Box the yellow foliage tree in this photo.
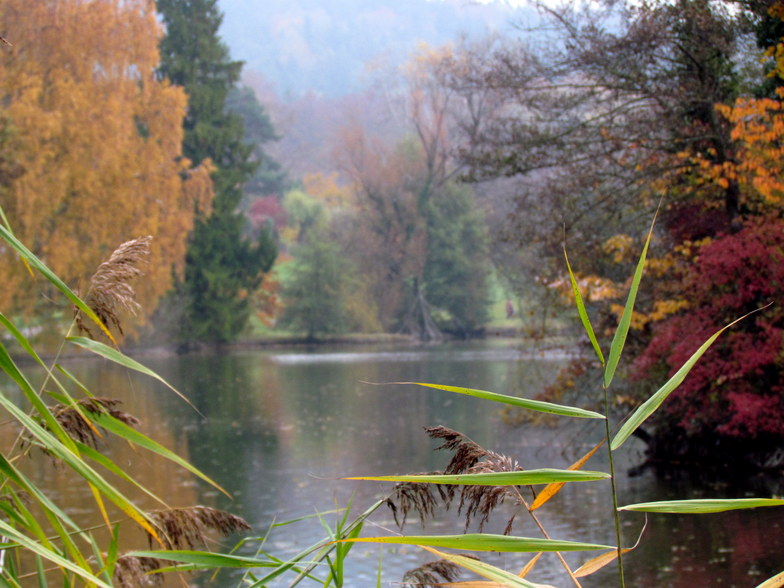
[0,0,212,322]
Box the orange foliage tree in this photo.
[0,0,211,322]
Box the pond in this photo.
[4,339,783,587]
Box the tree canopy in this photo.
[0,0,212,323]
[155,0,277,343]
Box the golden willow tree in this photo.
[0,0,212,322]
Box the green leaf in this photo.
[66,336,201,415]
[611,308,761,450]
[378,382,605,419]
[0,222,115,342]
[604,215,656,388]
[89,411,229,497]
[619,498,784,514]
[0,340,80,452]
[126,550,277,569]
[345,469,610,485]
[0,390,161,542]
[564,248,605,367]
[0,519,111,587]
[338,533,612,552]
[420,545,555,588]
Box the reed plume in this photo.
[147,506,251,550]
[460,453,525,533]
[386,427,525,533]
[24,398,140,454]
[386,473,449,529]
[113,554,163,587]
[430,426,525,533]
[76,235,152,338]
[402,558,466,587]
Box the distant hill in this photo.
[217,0,535,98]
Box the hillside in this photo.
[218,0,534,98]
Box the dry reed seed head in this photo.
[26,398,140,451]
[75,236,152,338]
[147,506,251,550]
[458,453,524,533]
[425,425,492,474]
[401,556,479,587]
[113,554,164,587]
[386,473,449,529]
[425,426,526,533]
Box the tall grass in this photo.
[2,209,782,587]
[0,215,253,586]
[334,217,784,587]
[224,216,784,587]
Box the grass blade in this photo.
[420,545,555,588]
[127,550,277,569]
[0,519,110,588]
[604,215,655,388]
[564,249,605,367]
[519,553,543,578]
[573,548,632,578]
[531,442,604,511]
[337,534,613,552]
[611,308,762,450]
[345,469,609,486]
[66,337,201,415]
[619,498,784,514]
[375,382,604,419]
[0,222,115,343]
[89,411,228,497]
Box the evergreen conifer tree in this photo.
[156,0,276,343]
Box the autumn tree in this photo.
[0,0,211,327]
[155,0,276,343]
[443,0,752,307]
[629,7,784,465]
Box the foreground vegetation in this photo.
[2,202,781,586]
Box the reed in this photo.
[0,212,252,586]
[229,214,784,587]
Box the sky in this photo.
[217,0,535,97]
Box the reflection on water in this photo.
[3,340,783,587]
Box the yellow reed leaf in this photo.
[530,442,603,511]
[518,552,543,578]
[573,548,631,578]
[756,569,784,587]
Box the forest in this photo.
[1,0,784,585]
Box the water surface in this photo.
[4,340,782,587]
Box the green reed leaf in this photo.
[345,469,609,485]
[0,340,80,451]
[0,222,115,343]
[127,550,277,569]
[604,215,655,389]
[564,248,605,367]
[74,442,168,507]
[0,519,110,588]
[380,382,604,419]
[89,411,229,497]
[611,307,763,450]
[619,498,784,514]
[0,453,81,533]
[338,534,612,552]
[66,336,202,415]
[0,390,161,542]
[420,545,554,588]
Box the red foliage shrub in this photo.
[634,216,784,446]
[248,195,287,232]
